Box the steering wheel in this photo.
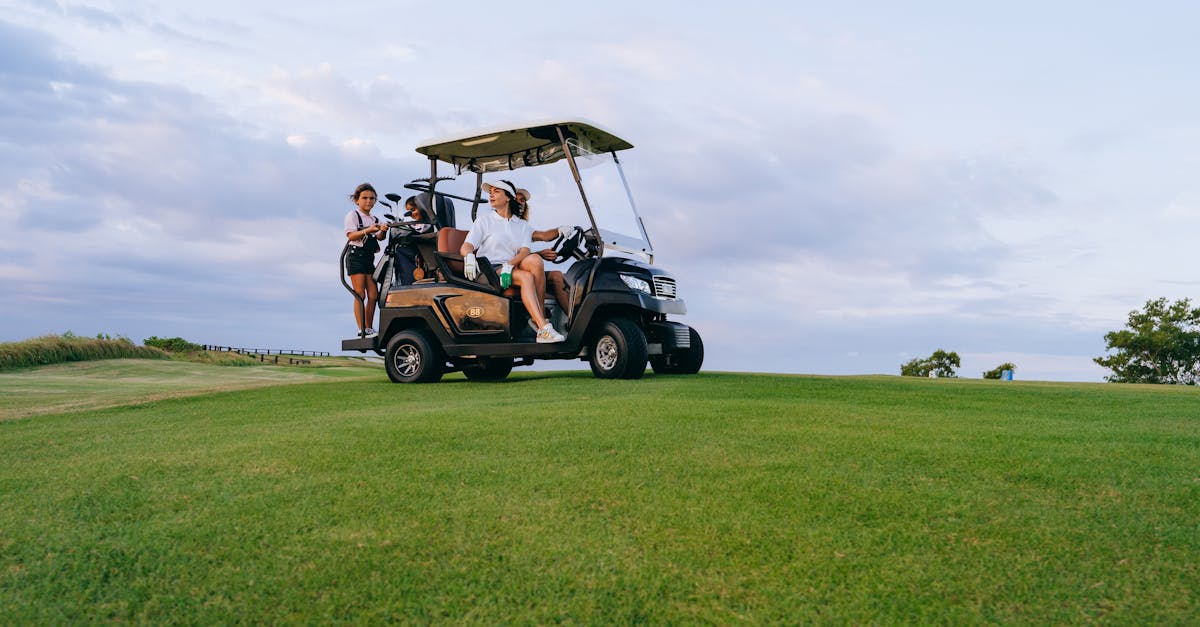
[548,226,588,263]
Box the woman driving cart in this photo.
[460,180,566,343]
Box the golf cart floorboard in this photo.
[442,340,581,358]
[342,337,378,352]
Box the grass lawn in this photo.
[0,357,380,420]
[1,365,1198,622]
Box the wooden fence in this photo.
[202,345,330,364]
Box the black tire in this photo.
[384,330,444,383]
[649,326,704,375]
[589,318,648,380]
[462,357,513,381]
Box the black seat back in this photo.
[413,193,456,229]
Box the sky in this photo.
[3,1,1200,381]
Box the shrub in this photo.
[143,336,203,353]
[983,362,1017,379]
[900,357,932,377]
[901,349,960,378]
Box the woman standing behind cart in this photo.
[344,182,388,337]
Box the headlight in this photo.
[619,273,651,295]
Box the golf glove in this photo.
[500,263,513,289]
[464,253,479,280]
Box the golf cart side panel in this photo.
[375,307,454,345]
[383,287,510,339]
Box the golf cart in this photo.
[341,119,703,383]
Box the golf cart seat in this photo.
[435,227,518,298]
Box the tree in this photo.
[900,349,960,378]
[900,357,931,377]
[928,349,961,378]
[983,362,1016,379]
[1094,297,1200,384]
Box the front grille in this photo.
[652,276,677,299]
[652,276,681,297]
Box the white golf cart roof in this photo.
[415,118,634,174]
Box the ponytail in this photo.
[511,198,527,220]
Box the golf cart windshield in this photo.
[565,139,651,258]
[414,119,653,259]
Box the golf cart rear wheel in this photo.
[589,318,648,380]
[650,326,704,375]
[385,330,444,383]
[462,357,513,381]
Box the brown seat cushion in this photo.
[437,228,468,274]
[437,227,519,298]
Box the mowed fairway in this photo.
[1,362,1198,623]
[0,357,380,420]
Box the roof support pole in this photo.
[556,125,601,253]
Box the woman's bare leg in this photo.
[518,254,546,303]
[350,273,378,332]
[364,279,379,329]
[547,271,569,311]
[512,269,548,329]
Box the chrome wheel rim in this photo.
[394,343,420,377]
[595,336,619,371]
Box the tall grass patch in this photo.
[0,333,167,371]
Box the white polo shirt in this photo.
[464,210,533,264]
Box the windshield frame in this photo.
[557,128,654,262]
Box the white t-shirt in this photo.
[344,208,381,248]
[465,210,533,264]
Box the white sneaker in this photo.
[536,323,565,343]
[362,327,377,338]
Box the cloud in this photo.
[259,64,433,135]
[0,19,415,348]
[631,107,1056,291]
[595,39,693,82]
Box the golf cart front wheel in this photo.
[589,318,647,380]
[385,330,444,383]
